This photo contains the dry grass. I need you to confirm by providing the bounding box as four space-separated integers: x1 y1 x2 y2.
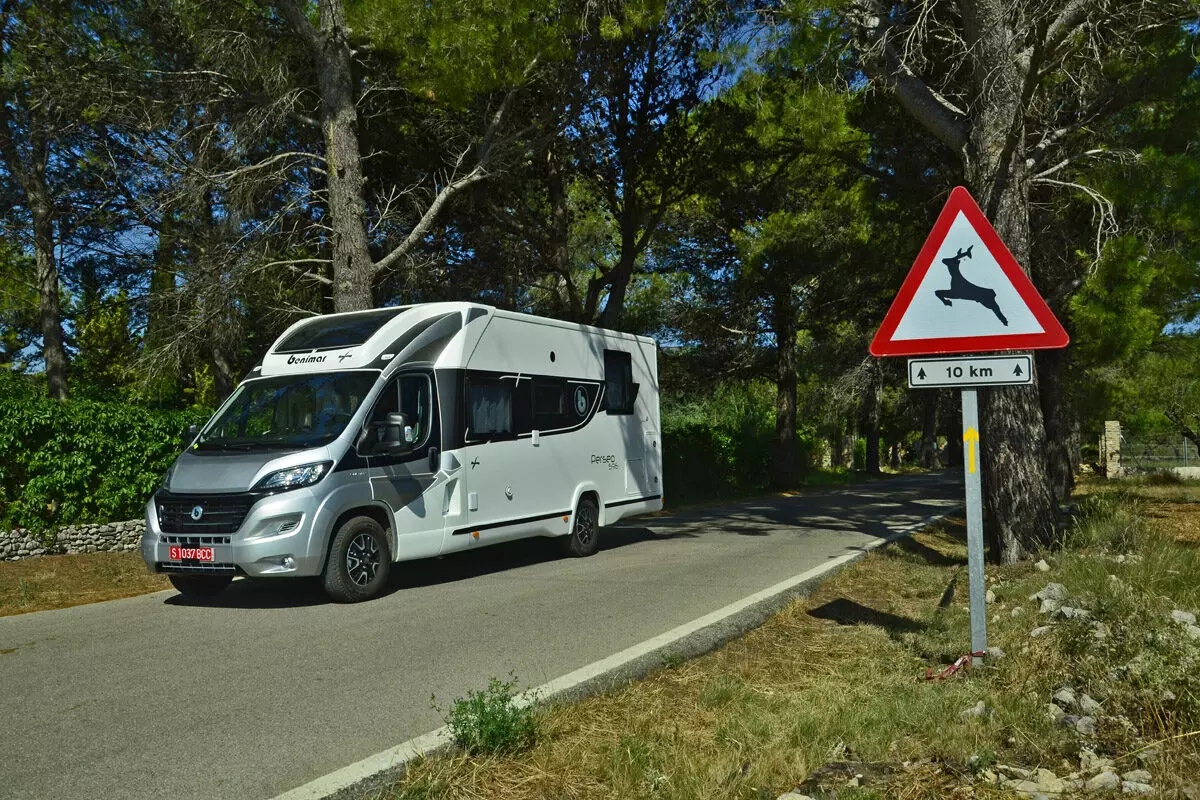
0 552 168 617
1075 475 1200 544
374 494 1200 800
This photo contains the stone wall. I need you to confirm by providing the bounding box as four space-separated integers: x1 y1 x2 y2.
2 519 144 561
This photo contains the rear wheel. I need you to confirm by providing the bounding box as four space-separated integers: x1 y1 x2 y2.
563 495 601 557
323 516 391 602
168 574 232 599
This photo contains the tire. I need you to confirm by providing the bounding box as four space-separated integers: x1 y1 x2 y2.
323 516 391 603
168 574 233 599
563 495 601 557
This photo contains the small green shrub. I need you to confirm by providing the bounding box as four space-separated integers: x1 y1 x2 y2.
438 674 538 756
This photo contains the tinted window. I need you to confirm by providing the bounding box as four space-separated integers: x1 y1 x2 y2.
276 308 406 353
533 379 568 429
468 378 514 440
603 349 637 415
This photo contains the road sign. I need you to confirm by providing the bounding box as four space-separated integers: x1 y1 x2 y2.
908 354 1033 388
870 187 1069 356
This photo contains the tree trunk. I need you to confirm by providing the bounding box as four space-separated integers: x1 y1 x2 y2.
770 285 798 489
210 344 235 403
318 1 374 311
962 0 1057 562
599 241 636 330
545 147 582 320
864 371 882 475
28 153 68 400
919 389 939 468
943 398 963 468
1038 348 1075 504
278 0 374 312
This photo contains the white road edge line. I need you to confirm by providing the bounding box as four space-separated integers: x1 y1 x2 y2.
271 506 959 800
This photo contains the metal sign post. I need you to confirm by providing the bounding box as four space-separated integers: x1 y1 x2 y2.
960 389 987 662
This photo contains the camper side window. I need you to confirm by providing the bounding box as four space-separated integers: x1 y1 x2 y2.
603 350 638 415
533 379 569 430
467 377 515 441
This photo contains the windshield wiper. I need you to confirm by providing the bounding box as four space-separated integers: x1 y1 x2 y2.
197 442 254 452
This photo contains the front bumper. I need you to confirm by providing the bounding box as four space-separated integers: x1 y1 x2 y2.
142 489 326 578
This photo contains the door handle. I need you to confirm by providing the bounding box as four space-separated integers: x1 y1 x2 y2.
429 446 440 473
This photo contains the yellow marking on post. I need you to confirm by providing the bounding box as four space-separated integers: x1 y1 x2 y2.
964 427 980 474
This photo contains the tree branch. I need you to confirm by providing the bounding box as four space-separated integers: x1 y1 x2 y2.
274 0 322 54
371 164 487 276
849 2 969 154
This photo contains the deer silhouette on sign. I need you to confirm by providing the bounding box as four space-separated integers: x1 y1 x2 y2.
934 245 1008 326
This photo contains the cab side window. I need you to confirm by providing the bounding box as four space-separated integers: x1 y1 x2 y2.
368 373 433 450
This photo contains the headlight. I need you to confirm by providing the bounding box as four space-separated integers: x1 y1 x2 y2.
254 461 332 492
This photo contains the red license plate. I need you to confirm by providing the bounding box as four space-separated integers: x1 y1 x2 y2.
169 546 214 562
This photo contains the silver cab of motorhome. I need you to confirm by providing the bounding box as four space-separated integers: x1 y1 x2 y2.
142 302 662 602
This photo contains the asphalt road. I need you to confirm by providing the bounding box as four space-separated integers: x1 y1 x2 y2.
0 472 960 800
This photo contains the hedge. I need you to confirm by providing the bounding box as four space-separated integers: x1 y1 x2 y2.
0 381 208 532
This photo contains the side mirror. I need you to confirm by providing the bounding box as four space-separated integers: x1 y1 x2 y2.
181 423 201 452
361 412 412 455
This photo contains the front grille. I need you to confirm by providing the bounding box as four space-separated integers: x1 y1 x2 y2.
156 492 257 534
163 534 232 546
156 562 238 575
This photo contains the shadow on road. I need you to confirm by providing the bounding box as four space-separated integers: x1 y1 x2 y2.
164 525 694 609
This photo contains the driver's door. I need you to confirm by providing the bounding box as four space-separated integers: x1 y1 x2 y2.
364 372 443 560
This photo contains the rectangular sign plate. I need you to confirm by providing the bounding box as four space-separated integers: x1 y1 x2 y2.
908 355 1033 388
168 546 214 562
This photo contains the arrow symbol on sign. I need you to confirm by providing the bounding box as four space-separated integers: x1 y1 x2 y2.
1013 364 1023 376
917 368 927 380
964 427 979 474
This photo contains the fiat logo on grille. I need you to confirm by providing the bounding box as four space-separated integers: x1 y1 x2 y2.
190 506 204 521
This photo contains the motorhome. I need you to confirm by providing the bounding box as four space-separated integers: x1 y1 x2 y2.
142 303 662 602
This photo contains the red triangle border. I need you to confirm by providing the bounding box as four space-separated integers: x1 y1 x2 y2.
870 186 1069 357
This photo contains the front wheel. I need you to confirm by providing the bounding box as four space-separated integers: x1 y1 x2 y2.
323 516 392 603
563 495 601 557
168 574 233 599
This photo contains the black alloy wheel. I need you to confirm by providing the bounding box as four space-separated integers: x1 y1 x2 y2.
324 516 391 602
563 495 601 557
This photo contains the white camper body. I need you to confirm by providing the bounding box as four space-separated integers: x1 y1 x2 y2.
143 303 662 601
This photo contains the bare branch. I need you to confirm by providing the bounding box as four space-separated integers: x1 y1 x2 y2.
1032 176 1117 264
371 163 487 276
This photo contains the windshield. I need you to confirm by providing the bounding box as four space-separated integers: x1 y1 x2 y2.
195 372 379 452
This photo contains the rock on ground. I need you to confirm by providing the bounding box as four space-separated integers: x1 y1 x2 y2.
1035 559 1051 572
1170 609 1197 626
1079 694 1102 714
1121 770 1151 784
1085 772 1121 792
1122 781 1154 796
1053 687 1078 709
1080 749 1114 775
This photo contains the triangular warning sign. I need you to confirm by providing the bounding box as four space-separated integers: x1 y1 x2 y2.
870 186 1069 356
